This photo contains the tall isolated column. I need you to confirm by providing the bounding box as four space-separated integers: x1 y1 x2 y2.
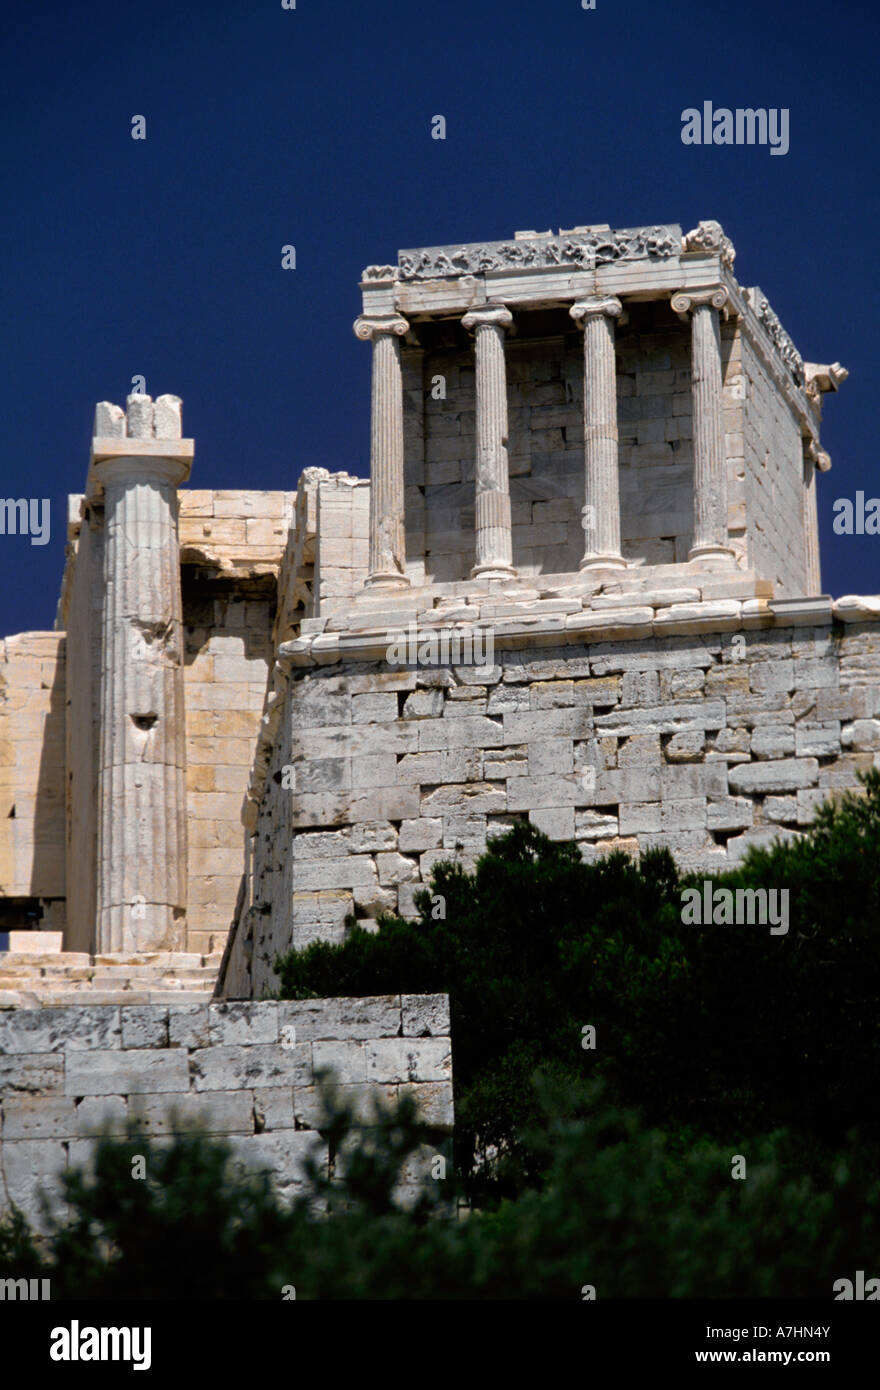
89 394 193 952
671 286 736 567
354 313 411 589
462 303 516 579
569 296 626 569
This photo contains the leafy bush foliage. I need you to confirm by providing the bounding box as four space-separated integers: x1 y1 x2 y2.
278 771 880 1191
2 1076 877 1299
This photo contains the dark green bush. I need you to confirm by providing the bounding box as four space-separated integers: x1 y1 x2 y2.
2 1076 877 1299
278 771 880 1189
41 1125 290 1300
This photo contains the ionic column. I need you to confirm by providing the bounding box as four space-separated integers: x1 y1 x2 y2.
354 314 411 589
671 286 736 567
461 304 516 579
89 394 192 953
569 296 626 570
802 441 829 595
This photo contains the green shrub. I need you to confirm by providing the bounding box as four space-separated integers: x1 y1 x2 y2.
40 1125 290 1300
278 771 880 1189
3 1077 878 1299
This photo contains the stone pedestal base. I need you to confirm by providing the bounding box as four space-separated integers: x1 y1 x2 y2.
363 571 411 591
471 562 517 580
687 546 737 572
580 553 628 572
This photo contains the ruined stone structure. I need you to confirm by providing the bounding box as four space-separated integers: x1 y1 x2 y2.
0 217 873 1219
226 218 870 996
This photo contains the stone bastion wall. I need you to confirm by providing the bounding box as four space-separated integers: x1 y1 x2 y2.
230 591 880 1000
0 995 452 1231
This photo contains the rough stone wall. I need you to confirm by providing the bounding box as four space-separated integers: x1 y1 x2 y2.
313 478 369 610
183 596 273 956
0 634 66 926
741 332 807 594
178 489 295 573
165 488 292 955
246 664 437 999
0 995 452 1231
616 305 695 566
242 610 880 983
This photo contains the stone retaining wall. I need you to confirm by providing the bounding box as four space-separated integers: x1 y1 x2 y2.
0 995 452 1231
239 595 880 997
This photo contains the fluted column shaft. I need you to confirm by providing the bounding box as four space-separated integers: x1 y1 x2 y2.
355 314 411 589
91 449 190 952
802 442 828 595
462 304 516 579
672 286 735 566
570 297 625 569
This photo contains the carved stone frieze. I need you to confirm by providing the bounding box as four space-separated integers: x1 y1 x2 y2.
361 265 399 282
750 292 805 386
397 224 679 281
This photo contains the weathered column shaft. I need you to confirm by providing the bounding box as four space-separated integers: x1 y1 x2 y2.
672 287 735 565
570 297 625 569
691 304 727 550
803 455 821 594
354 314 410 589
463 305 515 578
90 395 192 952
802 442 829 595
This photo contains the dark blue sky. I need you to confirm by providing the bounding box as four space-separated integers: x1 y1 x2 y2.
1 0 877 634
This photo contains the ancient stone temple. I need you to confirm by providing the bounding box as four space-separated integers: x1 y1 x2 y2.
0 217 874 1221
226 218 868 996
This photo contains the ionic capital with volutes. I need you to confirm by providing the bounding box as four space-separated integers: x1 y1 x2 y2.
671 285 729 318
569 295 622 325
462 304 513 333
353 313 410 341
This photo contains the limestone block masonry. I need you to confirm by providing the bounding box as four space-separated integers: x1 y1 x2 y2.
235 594 880 998
0 996 452 1230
